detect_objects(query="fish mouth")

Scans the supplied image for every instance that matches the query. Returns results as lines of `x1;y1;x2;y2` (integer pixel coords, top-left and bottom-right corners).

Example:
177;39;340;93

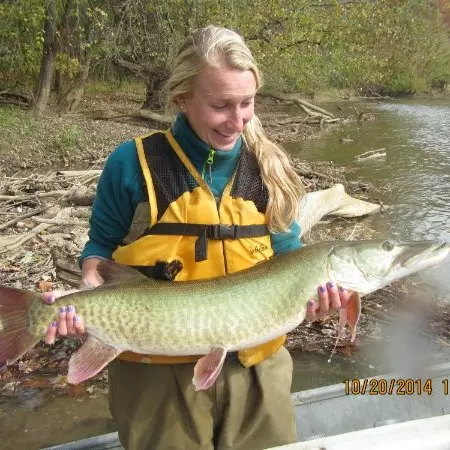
434;240;449;252
402;240;449;269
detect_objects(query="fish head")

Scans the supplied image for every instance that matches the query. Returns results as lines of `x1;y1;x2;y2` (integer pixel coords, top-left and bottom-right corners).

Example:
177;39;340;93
328;239;449;295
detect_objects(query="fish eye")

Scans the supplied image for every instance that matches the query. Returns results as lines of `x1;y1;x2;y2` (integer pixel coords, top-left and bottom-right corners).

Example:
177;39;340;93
382;240;395;251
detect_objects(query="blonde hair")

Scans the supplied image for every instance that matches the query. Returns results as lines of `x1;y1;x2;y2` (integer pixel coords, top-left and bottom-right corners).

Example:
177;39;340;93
163;25;305;232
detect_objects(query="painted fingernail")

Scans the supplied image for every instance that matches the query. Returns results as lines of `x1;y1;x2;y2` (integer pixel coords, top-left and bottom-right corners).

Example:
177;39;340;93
339;286;346;292
44;293;55;304
51;321;57;327
307;300;315;307
59;306;66;313
319;285;326;293
67;305;74;312
73;315;79;322
328;282;334;288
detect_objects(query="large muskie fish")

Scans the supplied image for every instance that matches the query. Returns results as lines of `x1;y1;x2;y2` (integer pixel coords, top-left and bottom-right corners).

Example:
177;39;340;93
0;239;448;390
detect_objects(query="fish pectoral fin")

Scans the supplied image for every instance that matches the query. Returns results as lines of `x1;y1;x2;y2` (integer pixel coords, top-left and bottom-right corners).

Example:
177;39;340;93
338;291;362;342
67;335;121;384
192;347;227;391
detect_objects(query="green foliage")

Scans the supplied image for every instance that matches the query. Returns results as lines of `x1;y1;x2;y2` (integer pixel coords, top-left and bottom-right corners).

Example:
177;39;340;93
53;125;85;152
1;0;449;99
0;107;40;149
84;79;145;94
0;105;25;126
0;0;45;88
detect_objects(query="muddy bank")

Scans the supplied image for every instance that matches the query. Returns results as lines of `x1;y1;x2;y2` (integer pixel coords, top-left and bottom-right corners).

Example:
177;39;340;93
0;94;360;174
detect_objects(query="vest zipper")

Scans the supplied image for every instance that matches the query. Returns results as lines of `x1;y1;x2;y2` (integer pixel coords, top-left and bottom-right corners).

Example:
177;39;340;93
201;149;216;183
202;148;229;272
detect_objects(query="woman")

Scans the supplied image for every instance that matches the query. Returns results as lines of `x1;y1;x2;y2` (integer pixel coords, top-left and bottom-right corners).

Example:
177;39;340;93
45;25;348;449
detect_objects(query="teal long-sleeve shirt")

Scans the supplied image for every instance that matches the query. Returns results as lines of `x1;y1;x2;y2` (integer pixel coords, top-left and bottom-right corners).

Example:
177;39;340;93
80;114;302;264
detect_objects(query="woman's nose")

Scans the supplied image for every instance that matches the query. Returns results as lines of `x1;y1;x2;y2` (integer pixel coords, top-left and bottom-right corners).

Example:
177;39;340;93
229;108;244;130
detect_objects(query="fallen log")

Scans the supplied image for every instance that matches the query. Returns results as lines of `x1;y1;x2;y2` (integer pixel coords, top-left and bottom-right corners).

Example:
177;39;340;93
56;170;102;177
0;190;67;202
84;108;172;124
258;91;336;119
0;207;47;231
355;149;386;161
32;216;88;226
0;208;71;254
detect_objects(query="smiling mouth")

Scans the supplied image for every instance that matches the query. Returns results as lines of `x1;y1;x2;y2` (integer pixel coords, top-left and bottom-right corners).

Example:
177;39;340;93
215;130;235;138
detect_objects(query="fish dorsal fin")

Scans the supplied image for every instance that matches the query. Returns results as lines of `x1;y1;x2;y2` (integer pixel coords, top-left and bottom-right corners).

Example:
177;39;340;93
68;335;122;384
97;260;149;284
193;347;227;391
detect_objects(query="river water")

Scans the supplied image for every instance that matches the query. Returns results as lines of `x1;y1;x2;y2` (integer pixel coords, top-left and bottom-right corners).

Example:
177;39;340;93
1;99;449;448
287;98;450;391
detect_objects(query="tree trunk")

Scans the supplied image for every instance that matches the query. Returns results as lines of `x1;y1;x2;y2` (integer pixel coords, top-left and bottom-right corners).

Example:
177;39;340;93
30;0;58;118
143;69;169;109
57;55;91;113
54;69;61;95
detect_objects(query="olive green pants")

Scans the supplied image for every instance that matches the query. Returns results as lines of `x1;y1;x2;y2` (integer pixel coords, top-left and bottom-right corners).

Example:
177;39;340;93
108;347;296;450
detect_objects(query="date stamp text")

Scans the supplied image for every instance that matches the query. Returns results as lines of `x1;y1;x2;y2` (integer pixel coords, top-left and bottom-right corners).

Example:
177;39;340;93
343;378;449;396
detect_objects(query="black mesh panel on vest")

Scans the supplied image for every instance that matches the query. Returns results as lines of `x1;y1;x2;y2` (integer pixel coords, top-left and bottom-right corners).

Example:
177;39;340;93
231;147;268;213
141;133;199;221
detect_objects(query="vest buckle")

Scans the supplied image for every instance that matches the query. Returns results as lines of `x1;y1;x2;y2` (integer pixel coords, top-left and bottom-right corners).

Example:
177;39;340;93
215;224;238;239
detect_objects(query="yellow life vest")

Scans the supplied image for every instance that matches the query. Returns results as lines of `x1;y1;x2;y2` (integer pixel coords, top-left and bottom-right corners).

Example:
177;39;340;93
113;130;286;366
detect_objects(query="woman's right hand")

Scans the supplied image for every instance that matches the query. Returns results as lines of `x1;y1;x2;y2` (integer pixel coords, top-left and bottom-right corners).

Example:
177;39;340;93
43;258;103;344
43;290;86;344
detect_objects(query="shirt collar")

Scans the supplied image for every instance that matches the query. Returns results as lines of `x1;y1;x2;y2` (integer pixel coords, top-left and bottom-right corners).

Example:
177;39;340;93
171;113;242;167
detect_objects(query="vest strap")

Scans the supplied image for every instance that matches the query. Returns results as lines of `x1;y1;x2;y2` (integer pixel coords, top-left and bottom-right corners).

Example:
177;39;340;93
143;223;269;262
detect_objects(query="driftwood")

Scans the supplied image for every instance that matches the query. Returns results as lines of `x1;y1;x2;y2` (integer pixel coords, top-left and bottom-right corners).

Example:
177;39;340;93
54;255;83;287
0;90;31;107
0;207;47;231
258;91;336;119
298;184;385;239
0;167;385;260
0;165;386;294
0;190;68;202
294;167;334;181
56;170;102;177
355;149;386;161
84;108;172;124
0;208;72;254
32;216;88;226
0;188;94;206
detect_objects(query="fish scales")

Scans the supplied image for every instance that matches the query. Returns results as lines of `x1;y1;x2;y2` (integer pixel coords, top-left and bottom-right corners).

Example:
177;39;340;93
26;249;325;355
1;239;448;388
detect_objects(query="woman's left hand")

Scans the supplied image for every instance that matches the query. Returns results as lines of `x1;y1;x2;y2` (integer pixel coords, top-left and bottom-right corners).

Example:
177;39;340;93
306;282;349;322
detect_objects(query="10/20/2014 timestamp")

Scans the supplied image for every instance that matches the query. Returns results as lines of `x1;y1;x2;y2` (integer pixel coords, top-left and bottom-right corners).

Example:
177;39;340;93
343;378;449;395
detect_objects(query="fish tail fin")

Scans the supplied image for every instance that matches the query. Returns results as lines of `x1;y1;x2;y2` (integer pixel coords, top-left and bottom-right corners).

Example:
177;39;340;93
0;286;41;370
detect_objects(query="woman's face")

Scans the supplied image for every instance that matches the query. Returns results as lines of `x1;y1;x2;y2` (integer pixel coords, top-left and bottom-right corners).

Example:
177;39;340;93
182;65;257;150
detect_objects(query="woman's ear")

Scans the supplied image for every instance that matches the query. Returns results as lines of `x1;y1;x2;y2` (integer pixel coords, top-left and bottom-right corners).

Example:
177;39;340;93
174;95;187;111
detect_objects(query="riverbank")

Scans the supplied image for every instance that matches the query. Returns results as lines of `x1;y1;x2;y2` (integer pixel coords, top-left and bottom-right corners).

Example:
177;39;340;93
1;94;449;449
0;89;372;174
3;86;446;174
